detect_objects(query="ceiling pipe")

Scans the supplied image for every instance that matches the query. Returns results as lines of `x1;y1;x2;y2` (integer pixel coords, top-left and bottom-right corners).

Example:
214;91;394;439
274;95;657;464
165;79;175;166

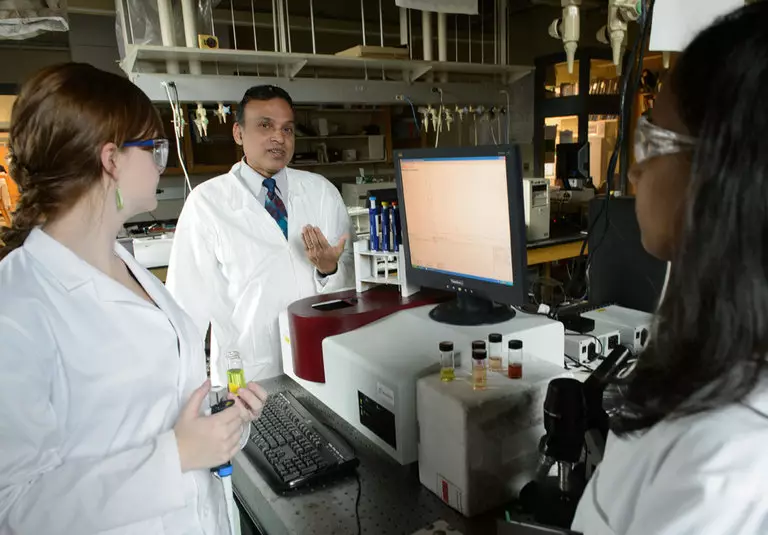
422;10;433;61
156;0;179;74
180;0;201;74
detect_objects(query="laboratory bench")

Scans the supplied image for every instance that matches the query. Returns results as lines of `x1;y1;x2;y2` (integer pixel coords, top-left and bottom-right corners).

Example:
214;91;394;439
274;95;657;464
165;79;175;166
146;234;587;285
232;374;518;535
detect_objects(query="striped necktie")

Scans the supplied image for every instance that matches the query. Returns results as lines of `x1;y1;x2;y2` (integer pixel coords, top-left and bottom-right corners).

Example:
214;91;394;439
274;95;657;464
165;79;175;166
263;177;288;239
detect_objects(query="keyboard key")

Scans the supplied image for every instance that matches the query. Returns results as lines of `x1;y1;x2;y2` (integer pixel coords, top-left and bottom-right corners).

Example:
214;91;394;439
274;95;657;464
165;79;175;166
282;471;300;482
267;438;278;449
300;465;315;476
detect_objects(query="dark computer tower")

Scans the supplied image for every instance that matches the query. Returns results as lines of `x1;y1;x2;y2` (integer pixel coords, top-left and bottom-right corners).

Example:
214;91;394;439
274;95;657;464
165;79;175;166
588;196;667;313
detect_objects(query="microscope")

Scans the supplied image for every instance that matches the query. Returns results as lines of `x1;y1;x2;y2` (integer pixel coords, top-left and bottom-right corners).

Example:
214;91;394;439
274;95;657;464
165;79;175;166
520;345;635;528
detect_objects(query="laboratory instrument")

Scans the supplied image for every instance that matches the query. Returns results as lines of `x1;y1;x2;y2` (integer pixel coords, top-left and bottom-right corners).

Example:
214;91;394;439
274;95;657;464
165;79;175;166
381;201;391;252
368;196;378;251
472;349;488;390
522;178;551;242
488;333;503;372
508;339;524;379
244;391;359;492
587;197;667;313
439;341;456;382
393;145;529;326
226;351;246;394
209;387;235;477
590;321;621;358
417;353;568;517
281;294;565;465
519;345;635;528
548;0;581;74
583;305;652;353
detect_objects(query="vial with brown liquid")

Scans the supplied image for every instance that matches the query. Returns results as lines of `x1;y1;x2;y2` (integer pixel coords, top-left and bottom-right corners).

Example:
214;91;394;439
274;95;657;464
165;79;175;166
508;340;524;379
472;348;487;390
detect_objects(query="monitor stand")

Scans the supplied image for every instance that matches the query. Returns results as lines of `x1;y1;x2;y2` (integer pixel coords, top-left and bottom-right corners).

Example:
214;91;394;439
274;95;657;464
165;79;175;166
429;294;516;326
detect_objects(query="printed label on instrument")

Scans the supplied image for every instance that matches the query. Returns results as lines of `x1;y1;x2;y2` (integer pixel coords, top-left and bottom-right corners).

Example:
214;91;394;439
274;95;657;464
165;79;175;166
437;474;463;513
376;381;395;408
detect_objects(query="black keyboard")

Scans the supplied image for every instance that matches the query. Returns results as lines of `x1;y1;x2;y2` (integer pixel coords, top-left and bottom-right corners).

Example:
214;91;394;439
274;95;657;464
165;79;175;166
245;391;359;492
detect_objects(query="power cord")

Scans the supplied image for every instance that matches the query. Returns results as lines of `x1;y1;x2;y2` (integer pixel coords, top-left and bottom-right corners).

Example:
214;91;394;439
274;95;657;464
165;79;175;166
576;0;657;290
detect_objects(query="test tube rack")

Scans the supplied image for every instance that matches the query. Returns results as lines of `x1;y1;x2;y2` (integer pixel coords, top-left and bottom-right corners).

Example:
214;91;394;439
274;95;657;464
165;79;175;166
353;240;419;297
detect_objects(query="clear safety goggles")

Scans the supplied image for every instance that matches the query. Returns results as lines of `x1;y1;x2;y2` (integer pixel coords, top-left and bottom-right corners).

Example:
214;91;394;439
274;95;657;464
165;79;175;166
634;115;696;165
123;138;170;173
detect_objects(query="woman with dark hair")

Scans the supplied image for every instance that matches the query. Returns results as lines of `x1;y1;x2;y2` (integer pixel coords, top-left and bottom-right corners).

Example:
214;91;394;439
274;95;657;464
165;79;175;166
573;3;768;533
0;63;266;534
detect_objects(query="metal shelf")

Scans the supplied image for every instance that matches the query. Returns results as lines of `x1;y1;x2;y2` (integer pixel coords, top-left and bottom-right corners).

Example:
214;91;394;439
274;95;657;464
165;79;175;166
122;45;531;83
292;159;388;168
296;135;374;140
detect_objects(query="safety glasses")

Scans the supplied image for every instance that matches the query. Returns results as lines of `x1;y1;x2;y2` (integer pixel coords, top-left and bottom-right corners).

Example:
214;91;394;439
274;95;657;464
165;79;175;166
123;138;170;173
634;115;696;165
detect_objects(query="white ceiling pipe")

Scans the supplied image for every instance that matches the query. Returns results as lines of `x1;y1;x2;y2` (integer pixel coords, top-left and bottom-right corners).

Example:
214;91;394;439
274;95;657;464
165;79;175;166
422;10;433;61
157;0;179;74
180;0;201;74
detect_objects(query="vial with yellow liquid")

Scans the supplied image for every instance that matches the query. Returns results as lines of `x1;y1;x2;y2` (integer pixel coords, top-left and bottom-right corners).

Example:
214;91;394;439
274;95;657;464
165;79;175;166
439;341;455;382
472;349;487;390
226;351;246;394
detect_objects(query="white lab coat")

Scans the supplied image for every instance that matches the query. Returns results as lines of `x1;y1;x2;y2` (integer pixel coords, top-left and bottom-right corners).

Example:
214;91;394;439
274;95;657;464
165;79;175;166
166;162;353;384
0;228;234;534
572;388;768;534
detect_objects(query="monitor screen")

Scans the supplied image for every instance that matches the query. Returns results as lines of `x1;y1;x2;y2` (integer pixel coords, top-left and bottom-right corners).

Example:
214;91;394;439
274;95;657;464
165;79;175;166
399;155;514;286
394;146;528;323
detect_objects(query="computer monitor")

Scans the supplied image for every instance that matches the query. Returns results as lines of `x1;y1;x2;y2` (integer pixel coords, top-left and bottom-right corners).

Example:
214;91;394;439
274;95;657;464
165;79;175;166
394;145;528;326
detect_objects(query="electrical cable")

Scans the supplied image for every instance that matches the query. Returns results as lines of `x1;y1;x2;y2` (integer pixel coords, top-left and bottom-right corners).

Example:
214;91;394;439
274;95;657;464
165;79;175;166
403;96;421;136
566;331;604;355
576;0;656;294
161;81;193;200
565;353;595;373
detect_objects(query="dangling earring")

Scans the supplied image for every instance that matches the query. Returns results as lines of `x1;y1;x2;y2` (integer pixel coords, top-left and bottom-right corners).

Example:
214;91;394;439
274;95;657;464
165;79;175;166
115;187;124;211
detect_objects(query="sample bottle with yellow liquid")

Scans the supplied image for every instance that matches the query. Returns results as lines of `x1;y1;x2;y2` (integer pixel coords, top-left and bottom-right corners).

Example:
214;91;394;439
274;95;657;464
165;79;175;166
439;341;455;382
226;351;247;394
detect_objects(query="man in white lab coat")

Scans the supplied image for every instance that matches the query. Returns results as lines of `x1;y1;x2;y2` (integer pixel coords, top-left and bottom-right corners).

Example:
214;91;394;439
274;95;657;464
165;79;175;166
167;85;353;383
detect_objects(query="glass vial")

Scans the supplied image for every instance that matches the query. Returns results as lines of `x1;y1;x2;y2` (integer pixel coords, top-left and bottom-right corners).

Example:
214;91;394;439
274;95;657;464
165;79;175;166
488;333;503;372
226;351;246;394
472;340;486;352
508;340;524;379
439;341;455;382
472;349;487;390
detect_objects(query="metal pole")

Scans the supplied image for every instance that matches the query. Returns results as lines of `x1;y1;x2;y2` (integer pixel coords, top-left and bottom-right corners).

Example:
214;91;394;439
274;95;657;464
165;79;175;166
250;0;259;75
379;0;384;46
481;0;484;64
272;0;278;51
493;0;499;63
408;8;413;59
230;0;238;50
251;0;258;50
310;0;317;53
361;0;367;46
455;14;458;61
399;7;408;45
468;14;471;63
286;0;292;53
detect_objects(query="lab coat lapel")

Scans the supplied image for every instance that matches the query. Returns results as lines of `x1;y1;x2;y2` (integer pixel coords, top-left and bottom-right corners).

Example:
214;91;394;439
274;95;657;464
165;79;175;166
233;163;297;242
24;228;142;304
